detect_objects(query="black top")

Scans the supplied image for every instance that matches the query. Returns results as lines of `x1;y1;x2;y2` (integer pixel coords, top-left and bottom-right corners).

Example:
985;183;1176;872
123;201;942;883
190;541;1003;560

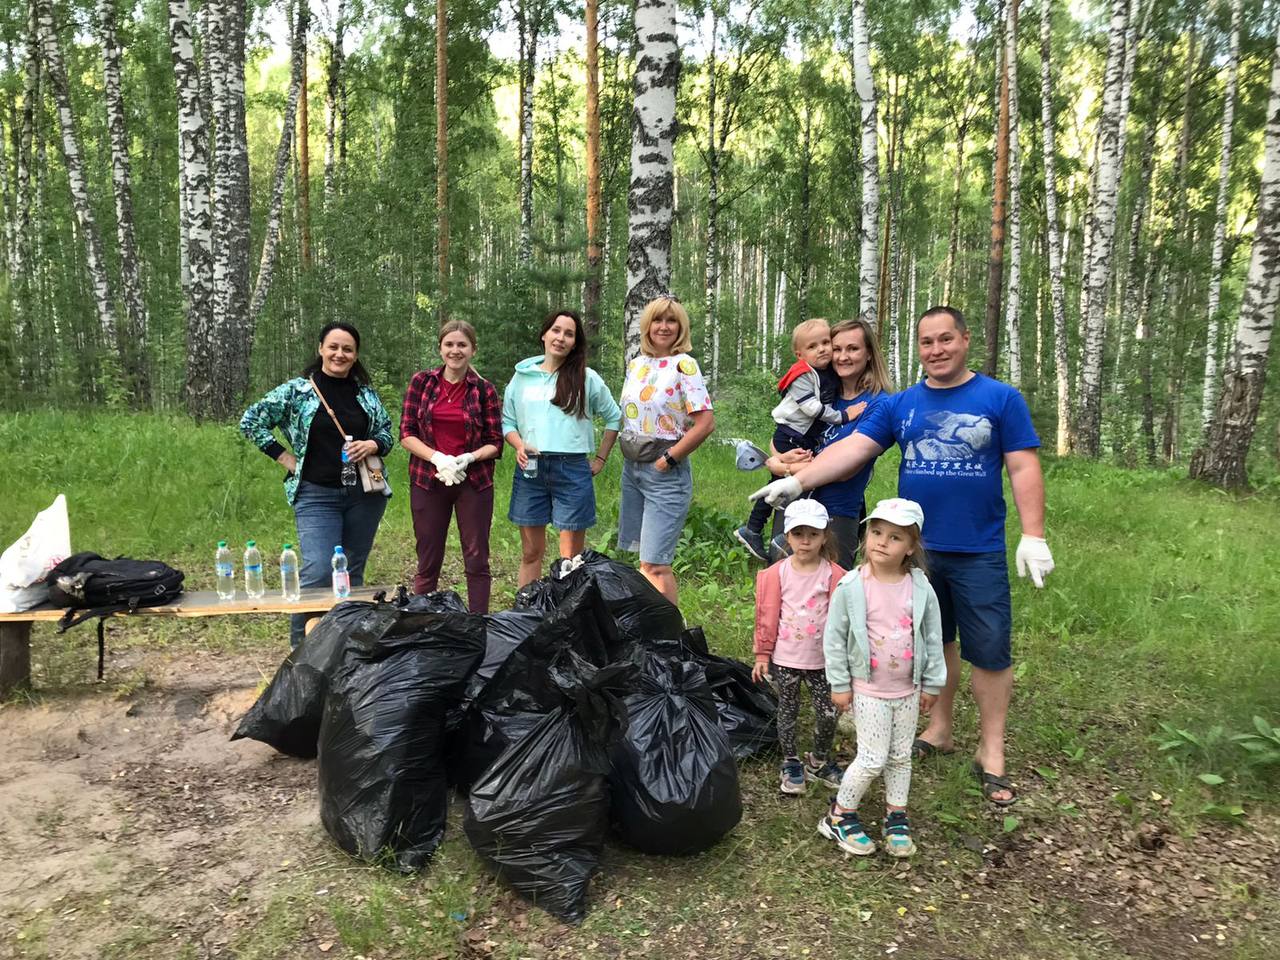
303;371;370;487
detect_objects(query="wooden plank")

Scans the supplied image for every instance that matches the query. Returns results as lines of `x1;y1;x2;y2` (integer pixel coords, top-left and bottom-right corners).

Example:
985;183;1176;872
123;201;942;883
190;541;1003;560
0;621;32;697
0;586;393;623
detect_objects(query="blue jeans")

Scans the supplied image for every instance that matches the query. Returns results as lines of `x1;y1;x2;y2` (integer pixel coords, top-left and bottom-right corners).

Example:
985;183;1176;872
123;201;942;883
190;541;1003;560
291;480;388;646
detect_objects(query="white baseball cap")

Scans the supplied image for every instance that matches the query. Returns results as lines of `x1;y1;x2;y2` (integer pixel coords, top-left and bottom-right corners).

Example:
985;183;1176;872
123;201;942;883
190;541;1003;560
863;497;925;530
783;498;830;533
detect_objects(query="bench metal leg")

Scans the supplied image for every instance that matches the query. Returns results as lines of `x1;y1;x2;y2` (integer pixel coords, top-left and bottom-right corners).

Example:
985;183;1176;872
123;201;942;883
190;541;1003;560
0;621;32;697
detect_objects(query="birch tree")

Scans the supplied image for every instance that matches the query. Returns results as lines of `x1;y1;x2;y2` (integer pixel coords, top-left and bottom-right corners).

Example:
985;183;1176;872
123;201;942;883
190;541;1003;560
984;0;1011;375
624;0;679;360
517;0;542;270
436;0;448;317
1040;0;1071;454
1002;0;1022;387
11;6;38;356
324;0;345;201
1191;17;1280;490
1075;0;1130;457
1200;0;1242;432
584;0;602;333
169;0;214;416
98;0;149;399
35;0;122;382
851;0;878;323
249;0;308;323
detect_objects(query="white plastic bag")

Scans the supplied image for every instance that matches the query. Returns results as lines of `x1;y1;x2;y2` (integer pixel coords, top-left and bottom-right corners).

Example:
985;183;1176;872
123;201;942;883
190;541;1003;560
0;494;71;613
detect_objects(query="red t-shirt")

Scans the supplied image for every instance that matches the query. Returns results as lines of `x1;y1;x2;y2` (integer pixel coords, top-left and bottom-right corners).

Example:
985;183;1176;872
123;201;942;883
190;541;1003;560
431;380;469;455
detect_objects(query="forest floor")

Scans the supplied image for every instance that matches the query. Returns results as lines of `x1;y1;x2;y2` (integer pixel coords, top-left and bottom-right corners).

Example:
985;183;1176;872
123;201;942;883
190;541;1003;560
2;413;1280;958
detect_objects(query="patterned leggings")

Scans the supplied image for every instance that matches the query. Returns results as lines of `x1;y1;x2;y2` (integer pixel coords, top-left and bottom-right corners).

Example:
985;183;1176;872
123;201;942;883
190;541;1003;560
837;692;920;810
774;665;837;760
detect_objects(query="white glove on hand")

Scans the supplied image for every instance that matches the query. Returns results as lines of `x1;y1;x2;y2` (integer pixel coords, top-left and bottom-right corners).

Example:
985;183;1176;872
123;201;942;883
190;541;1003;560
429;451;459;475
455;452;476;469
1015;535;1055;588
439;466;464;486
749;475;803;509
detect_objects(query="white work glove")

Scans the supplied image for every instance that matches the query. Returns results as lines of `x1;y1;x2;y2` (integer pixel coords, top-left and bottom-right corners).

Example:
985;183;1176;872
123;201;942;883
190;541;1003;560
429;451;459;475
748;475;803;509
1015;535;1055;588
454;452;476;470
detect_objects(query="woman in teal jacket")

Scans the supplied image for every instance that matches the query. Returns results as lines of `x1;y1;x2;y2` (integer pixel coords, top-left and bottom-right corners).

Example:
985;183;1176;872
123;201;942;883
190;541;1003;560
240;322;394;645
503;309;621;586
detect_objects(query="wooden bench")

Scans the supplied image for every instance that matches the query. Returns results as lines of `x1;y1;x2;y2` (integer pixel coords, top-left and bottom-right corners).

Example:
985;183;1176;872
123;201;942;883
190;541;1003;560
0;586;391;697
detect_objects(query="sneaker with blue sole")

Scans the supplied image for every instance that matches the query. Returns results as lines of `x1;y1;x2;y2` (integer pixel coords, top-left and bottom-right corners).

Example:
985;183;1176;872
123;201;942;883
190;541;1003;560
734;525;770;562
779;757;807;795
817;803;876;856
882;810;917;857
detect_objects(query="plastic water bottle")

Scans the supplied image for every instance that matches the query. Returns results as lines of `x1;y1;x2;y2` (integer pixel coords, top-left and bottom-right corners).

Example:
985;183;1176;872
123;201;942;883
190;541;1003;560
523;451;539;480
215;541;235;601
331;545;350;599
244;540;265;599
340;434;358;488
280;544;301;601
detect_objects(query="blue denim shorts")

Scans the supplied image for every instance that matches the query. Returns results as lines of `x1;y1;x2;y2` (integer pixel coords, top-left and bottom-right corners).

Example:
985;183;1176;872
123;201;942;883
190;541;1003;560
618;457;693;566
507;453;597;531
926;550;1013;671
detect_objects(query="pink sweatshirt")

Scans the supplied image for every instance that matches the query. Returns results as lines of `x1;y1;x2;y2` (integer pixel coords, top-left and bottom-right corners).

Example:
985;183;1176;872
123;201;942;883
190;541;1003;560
754;558;847;669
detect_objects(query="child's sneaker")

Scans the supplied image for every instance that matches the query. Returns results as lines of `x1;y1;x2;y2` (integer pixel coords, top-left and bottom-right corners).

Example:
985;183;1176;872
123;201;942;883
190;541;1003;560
818;803;876;856
804;753;844;789
768;532;791;562
779;757;807;795
734;525;770;562
882;810;916;858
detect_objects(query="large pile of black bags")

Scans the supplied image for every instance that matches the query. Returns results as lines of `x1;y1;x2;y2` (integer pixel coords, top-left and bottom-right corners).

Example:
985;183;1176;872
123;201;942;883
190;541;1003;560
231;553;776;923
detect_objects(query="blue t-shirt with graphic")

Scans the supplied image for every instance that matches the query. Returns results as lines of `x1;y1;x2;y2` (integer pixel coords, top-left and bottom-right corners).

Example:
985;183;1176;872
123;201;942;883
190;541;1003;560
814;390;885;519
856;373;1039;553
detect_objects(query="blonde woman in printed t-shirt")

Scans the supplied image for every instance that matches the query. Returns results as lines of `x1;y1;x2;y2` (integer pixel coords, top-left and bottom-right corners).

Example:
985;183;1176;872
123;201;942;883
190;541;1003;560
617;296;716;603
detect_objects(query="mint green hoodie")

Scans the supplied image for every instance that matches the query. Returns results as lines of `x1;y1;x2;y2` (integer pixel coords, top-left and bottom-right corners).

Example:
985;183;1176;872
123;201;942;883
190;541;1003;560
501;356;622;453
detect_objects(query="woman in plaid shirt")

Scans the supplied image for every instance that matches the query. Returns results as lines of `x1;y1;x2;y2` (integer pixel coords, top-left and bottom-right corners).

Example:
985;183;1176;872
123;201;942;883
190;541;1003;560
400;321;504;612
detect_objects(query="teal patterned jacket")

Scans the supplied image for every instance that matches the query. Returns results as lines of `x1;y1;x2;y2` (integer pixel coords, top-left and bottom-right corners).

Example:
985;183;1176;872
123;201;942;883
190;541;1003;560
239;376;395;505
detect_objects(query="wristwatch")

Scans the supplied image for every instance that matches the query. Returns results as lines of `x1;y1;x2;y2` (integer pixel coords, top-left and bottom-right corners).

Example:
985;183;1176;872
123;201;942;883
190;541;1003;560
661;451;679;468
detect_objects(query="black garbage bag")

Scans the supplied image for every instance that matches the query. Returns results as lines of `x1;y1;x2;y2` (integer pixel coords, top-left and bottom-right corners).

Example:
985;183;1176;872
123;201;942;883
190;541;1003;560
464;650;632;923
647;627;779;760
461;580;619;787
516;550;683;652
608;653;742;855
398;589;469;614
230;601;377;758
318;606;485;872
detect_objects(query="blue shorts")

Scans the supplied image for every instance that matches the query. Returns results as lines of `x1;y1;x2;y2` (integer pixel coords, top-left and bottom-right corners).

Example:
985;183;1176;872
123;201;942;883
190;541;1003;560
508;453;597;531
618;457;693;566
926;550;1012;671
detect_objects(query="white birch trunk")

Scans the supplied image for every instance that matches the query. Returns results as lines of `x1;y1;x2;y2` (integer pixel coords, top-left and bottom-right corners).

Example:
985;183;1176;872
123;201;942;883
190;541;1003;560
1003;0;1022;387
1192;16;1280;490
249;0;308;323
169;0;215;415
11;8;37;339
1040;0;1072;454
1201;0;1243;431
704;9;720;386
324;0;345;201
1076;0;1130;457
623;0;678;361
851;0;879;323
35;0;120;365
518;0;539;269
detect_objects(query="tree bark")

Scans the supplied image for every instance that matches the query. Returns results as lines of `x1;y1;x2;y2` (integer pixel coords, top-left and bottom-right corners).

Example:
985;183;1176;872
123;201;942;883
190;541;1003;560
704;6;720;381
584;0;602;336
168;0;215;417
851;0;879;324
1040;0;1072;454
984;0;1013;378
1003;0;1023;387
624;0;678;361
436;0;448;318
517;0;540;270
298;12;311;270
249;0;308;324
1191;18;1280;490
1200;0;1243;433
1075;0;1130;457
35;0;122;377
98;0;150;402
324;0;344;201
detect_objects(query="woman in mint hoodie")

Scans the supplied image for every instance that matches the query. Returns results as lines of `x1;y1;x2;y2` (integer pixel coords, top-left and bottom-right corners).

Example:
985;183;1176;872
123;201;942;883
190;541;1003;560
503;309;621;586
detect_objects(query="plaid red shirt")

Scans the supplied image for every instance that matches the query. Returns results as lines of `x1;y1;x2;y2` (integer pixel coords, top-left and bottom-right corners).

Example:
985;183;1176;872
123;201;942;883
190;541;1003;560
401;366;503;491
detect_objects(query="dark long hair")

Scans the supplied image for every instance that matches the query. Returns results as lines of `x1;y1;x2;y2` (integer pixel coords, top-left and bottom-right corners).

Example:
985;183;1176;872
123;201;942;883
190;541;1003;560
301;321;371;384
540;309;588;417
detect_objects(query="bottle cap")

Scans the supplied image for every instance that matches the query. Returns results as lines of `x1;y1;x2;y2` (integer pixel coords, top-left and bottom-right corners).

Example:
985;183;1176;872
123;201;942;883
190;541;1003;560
218;540;227;548
283;543;292;550
334;545;345;554
247;540;256;547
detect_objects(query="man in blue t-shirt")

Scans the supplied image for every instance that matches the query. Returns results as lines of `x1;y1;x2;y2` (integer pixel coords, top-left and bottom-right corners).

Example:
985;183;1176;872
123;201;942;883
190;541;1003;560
750;306;1055;807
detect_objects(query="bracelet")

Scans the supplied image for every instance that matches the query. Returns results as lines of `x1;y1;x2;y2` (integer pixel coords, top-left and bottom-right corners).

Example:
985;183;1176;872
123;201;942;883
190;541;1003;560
593;454;606;463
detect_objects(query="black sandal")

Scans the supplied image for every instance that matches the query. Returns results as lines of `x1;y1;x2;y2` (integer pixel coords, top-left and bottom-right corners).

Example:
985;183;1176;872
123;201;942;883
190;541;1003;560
972;761;1018;807
912;737;955;761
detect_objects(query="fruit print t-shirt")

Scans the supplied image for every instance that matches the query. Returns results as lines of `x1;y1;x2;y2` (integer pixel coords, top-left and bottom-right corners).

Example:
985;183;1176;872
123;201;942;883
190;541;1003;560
620;352;713;440
771;558;832;671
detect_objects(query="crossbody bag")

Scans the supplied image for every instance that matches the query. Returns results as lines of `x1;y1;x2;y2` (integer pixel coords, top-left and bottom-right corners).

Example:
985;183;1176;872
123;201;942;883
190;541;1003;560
309;376;387;493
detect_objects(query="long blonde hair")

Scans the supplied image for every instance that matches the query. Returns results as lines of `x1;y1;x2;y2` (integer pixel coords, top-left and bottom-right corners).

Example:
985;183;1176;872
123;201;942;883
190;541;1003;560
830;318;893;395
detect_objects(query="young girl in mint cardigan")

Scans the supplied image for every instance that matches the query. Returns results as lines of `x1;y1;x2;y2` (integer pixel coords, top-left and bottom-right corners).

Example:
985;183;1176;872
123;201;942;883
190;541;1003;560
820;497;945;858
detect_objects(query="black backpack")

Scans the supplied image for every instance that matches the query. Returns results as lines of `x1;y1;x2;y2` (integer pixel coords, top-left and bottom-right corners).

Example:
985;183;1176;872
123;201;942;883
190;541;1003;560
47;553;185;677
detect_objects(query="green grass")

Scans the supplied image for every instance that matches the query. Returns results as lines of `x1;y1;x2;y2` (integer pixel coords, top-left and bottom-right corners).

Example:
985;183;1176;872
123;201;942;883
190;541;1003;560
2;410;1279;957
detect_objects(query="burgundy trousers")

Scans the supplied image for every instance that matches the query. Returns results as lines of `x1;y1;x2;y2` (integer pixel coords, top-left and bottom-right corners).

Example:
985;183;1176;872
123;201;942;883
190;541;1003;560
410;480;494;613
